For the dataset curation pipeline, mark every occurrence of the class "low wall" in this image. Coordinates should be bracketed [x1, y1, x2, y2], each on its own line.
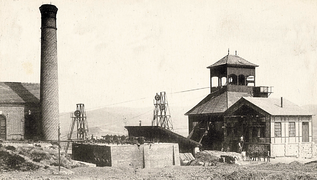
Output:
[271, 143, 314, 158]
[72, 143, 180, 168]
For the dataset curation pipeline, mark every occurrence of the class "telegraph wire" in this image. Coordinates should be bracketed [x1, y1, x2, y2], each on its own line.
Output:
[171, 87, 209, 94]
[86, 86, 209, 111]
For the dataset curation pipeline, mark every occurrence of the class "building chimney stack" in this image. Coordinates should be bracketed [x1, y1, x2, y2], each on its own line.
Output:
[281, 97, 283, 108]
[235, 50, 237, 56]
[39, 4, 59, 140]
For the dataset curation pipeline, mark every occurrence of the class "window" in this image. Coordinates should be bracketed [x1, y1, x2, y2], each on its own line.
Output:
[221, 77, 227, 86]
[238, 75, 246, 85]
[246, 76, 255, 86]
[228, 74, 237, 85]
[289, 122, 295, 137]
[274, 122, 282, 137]
[260, 127, 265, 138]
[211, 76, 218, 87]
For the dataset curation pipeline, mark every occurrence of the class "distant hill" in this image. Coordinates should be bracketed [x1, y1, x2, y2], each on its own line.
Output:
[59, 106, 192, 140]
[60, 104, 317, 143]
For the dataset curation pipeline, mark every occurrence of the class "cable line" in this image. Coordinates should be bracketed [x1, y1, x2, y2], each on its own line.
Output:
[86, 86, 209, 111]
[170, 87, 209, 94]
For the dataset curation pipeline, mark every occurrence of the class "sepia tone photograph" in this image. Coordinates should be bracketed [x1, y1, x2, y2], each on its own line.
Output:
[0, 0, 317, 179]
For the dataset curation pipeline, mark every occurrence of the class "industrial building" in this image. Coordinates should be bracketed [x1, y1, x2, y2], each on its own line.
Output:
[0, 2, 314, 161]
[186, 52, 313, 158]
[0, 82, 40, 140]
[0, 4, 59, 141]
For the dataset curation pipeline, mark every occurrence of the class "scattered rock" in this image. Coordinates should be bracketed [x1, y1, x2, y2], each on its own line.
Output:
[5, 145, 16, 151]
[0, 143, 87, 172]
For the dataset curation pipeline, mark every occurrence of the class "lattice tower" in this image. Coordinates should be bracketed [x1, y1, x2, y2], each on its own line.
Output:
[152, 92, 173, 130]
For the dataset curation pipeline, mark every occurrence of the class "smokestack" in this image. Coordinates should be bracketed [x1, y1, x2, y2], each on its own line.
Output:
[39, 4, 59, 140]
[281, 97, 283, 108]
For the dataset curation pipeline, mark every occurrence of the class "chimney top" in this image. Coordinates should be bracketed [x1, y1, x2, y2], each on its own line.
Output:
[39, 4, 58, 13]
[235, 50, 237, 56]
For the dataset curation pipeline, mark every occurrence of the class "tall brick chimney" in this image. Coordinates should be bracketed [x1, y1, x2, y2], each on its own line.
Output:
[39, 4, 59, 140]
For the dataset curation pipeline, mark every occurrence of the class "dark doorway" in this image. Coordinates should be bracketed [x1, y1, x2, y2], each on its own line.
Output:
[0, 115, 6, 140]
[25, 113, 36, 139]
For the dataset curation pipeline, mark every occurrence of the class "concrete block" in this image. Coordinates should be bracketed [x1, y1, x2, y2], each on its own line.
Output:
[72, 143, 180, 168]
[144, 143, 174, 168]
[111, 145, 143, 168]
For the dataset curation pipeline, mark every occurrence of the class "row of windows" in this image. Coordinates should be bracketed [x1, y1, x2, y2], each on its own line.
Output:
[211, 75, 255, 87]
[274, 122, 309, 142]
[274, 122, 296, 137]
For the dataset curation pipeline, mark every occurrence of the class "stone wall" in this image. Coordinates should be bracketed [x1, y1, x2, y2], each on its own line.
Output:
[72, 143, 180, 168]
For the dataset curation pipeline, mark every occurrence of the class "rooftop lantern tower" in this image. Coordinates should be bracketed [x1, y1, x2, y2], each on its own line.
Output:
[208, 50, 258, 93]
[207, 50, 272, 97]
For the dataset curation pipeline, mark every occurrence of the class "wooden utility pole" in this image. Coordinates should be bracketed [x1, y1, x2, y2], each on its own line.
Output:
[58, 123, 61, 172]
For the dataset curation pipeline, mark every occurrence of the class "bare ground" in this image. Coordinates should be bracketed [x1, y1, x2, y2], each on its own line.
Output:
[1, 143, 317, 179]
[1, 161, 317, 180]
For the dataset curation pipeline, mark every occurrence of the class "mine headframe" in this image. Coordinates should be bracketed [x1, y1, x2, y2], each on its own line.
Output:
[65, 103, 89, 153]
[152, 92, 173, 130]
[72, 103, 89, 140]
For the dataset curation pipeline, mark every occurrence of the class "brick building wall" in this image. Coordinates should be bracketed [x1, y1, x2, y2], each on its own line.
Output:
[0, 104, 25, 140]
[0, 103, 40, 140]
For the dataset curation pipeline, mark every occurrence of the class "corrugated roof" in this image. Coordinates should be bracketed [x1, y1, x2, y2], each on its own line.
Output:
[185, 91, 251, 115]
[0, 82, 40, 104]
[207, 55, 258, 68]
[242, 97, 311, 116]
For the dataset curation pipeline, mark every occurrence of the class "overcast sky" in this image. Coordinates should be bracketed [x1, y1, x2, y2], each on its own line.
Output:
[0, 0, 316, 113]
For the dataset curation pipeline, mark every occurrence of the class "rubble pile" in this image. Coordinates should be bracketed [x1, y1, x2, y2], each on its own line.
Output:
[0, 144, 39, 171]
[188, 150, 242, 166]
[0, 142, 86, 172]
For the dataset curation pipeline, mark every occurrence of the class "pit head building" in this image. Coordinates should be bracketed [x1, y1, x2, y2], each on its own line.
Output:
[186, 52, 314, 158]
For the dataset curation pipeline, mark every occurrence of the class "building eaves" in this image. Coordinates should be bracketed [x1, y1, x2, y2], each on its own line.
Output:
[207, 55, 259, 68]
[241, 97, 311, 116]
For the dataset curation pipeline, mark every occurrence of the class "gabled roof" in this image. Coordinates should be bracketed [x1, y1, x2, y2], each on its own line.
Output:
[227, 97, 311, 116]
[0, 82, 40, 104]
[185, 90, 252, 115]
[207, 55, 258, 68]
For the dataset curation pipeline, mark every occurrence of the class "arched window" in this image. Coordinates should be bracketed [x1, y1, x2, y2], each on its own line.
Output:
[238, 75, 246, 85]
[228, 74, 237, 85]
[211, 76, 218, 87]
